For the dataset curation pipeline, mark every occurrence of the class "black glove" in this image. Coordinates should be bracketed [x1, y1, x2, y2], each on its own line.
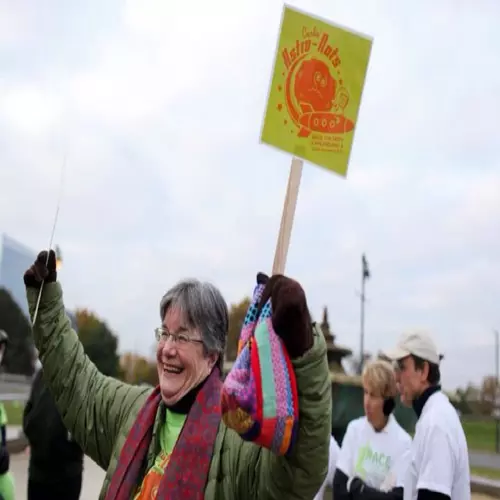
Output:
[349, 477, 366, 495]
[0, 447, 10, 474]
[256, 273, 313, 358]
[23, 250, 57, 289]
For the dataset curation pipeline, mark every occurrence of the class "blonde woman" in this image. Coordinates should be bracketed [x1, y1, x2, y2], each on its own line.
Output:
[333, 360, 411, 500]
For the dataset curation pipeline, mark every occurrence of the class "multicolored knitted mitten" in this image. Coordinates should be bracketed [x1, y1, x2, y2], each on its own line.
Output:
[220, 278, 299, 456]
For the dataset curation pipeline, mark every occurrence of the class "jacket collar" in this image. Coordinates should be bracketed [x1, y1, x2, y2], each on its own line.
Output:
[413, 384, 441, 418]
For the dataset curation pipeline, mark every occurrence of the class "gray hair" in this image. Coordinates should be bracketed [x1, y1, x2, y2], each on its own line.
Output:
[159, 279, 228, 366]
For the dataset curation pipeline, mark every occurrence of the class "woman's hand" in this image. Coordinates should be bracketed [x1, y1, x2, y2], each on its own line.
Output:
[23, 250, 58, 289]
[257, 272, 313, 358]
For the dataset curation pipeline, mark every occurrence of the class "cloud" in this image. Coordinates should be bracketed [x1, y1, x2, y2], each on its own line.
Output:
[0, 84, 64, 136]
[0, 0, 499, 391]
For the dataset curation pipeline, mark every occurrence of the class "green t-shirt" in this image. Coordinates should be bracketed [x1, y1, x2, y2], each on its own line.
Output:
[0, 403, 13, 500]
[0, 403, 8, 427]
[134, 409, 186, 499]
[0, 472, 15, 500]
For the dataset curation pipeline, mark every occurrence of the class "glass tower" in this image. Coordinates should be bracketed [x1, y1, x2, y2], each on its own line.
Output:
[0, 234, 36, 318]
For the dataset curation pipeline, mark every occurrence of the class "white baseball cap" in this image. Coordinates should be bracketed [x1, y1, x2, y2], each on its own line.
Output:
[385, 331, 441, 365]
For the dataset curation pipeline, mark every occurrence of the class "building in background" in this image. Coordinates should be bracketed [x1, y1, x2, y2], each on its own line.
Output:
[0, 234, 36, 318]
[0, 234, 76, 326]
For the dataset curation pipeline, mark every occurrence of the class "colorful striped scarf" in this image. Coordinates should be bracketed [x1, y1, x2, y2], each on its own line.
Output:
[220, 282, 299, 455]
[105, 367, 222, 500]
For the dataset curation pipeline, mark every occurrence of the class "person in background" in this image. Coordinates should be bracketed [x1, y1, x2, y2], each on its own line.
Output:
[333, 360, 411, 500]
[0, 330, 15, 500]
[385, 331, 470, 500]
[313, 433, 340, 500]
[23, 331, 84, 499]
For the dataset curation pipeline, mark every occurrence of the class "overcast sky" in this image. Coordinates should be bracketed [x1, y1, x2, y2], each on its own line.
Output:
[0, 0, 498, 390]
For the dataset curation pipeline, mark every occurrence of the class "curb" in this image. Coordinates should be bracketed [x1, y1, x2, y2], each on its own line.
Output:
[471, 475, 500, 497]
[7, 435, 28, 454]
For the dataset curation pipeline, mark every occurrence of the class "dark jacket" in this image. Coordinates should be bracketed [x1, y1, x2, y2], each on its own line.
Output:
[23, 368, 84, 484]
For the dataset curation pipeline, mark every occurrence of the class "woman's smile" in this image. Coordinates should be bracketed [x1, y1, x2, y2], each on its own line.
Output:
[162, 364, 183, 375]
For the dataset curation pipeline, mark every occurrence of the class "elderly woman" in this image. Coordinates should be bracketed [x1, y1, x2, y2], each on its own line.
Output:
[333, 360, 411, 500]
[23, 250, 331, 499]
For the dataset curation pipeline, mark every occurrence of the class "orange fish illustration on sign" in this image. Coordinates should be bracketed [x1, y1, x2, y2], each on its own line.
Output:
[294, 59, 336, 112]
[285, 56, 355, 138]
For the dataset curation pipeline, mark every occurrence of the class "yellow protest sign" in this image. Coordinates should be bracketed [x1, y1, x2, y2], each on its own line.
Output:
[261, 5, 372, 177]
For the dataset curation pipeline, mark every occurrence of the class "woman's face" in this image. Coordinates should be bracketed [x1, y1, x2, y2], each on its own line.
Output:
[363, 382, 385, 426]
[156, 306, 217, 405]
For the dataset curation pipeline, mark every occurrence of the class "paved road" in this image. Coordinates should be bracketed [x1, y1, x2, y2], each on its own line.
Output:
[6, 427, 21, 441]
[10, 453, 105, 500]
[0, 385, 29, 401]
[470, 450, 500, 470]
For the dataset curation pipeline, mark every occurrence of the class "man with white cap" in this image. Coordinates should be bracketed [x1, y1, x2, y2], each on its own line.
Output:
[385, 331, 470, 500]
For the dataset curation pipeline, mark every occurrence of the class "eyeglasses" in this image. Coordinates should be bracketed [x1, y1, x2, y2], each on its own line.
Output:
[154, 327, 204, 347]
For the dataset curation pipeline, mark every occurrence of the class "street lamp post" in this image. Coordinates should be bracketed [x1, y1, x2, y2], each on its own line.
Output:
[495, 329, 499, 453]
[359, 254, 370, 374]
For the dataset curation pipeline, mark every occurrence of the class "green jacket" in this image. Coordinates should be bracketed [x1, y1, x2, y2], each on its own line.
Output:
[27, 283, 332, 499]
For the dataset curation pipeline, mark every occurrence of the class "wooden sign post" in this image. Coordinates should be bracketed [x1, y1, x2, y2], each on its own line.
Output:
[272, 157, 303, 275]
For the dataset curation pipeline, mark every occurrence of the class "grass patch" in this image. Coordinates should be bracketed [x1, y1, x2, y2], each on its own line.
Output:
[471, 466, 500, 481]
[462, 419, 497, 453]
[1, 400, 24, 426]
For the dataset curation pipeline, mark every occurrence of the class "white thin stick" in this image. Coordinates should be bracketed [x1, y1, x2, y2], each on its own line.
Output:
[31, 149, 68, 326]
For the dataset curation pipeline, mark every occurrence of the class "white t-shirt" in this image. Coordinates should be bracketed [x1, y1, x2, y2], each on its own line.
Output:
[336, 414, 412, 491]
[313, 435, 340, 500]
[404, 391, 470, 500]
